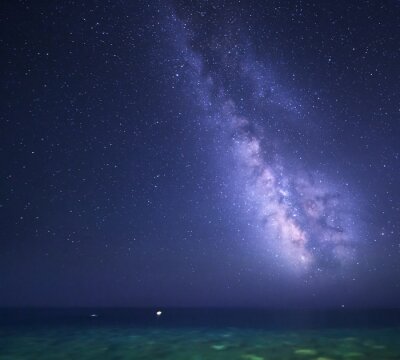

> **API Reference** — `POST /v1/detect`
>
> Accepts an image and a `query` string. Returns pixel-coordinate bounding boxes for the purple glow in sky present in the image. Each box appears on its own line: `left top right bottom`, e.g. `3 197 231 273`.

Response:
167 10 358 275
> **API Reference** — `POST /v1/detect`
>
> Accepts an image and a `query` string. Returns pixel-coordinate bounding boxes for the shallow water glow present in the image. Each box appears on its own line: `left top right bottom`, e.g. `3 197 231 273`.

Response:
1 309 399 359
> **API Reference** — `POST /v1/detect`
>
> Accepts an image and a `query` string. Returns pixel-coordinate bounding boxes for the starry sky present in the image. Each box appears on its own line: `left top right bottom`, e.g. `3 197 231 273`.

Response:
1 0 399 308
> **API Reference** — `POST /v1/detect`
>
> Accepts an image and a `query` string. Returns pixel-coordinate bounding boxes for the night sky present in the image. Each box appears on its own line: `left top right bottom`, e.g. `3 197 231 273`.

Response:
1 0 399 308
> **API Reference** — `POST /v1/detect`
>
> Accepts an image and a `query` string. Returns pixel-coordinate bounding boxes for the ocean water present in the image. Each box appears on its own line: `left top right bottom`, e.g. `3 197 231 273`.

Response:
0 309 399 359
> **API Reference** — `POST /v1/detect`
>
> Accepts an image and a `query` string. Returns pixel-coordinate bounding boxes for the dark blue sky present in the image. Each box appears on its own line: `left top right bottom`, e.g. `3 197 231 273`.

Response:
1 0 399 308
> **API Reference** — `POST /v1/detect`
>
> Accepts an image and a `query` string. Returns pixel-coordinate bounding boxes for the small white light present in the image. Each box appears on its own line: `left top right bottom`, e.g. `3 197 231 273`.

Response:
90 314 98 317
156 310 162 316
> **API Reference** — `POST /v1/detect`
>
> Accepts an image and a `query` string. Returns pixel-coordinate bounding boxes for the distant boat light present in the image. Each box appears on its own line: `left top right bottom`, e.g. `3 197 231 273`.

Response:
90 314 98 317
156 310 162 316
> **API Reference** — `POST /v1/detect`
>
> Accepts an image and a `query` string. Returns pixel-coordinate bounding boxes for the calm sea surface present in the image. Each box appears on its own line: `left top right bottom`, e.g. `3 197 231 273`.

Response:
0 308 399 359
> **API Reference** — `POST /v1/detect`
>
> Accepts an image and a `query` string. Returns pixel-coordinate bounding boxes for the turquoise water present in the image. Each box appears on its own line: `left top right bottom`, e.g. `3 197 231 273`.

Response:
1 309 399 359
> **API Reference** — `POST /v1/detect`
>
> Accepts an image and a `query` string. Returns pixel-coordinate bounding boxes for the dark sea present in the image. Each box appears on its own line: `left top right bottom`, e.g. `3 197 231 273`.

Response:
0 308 400 359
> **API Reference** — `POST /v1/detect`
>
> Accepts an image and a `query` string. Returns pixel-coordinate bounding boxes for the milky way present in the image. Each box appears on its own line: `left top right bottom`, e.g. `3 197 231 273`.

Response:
2 0 400 308
166 10 358 275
